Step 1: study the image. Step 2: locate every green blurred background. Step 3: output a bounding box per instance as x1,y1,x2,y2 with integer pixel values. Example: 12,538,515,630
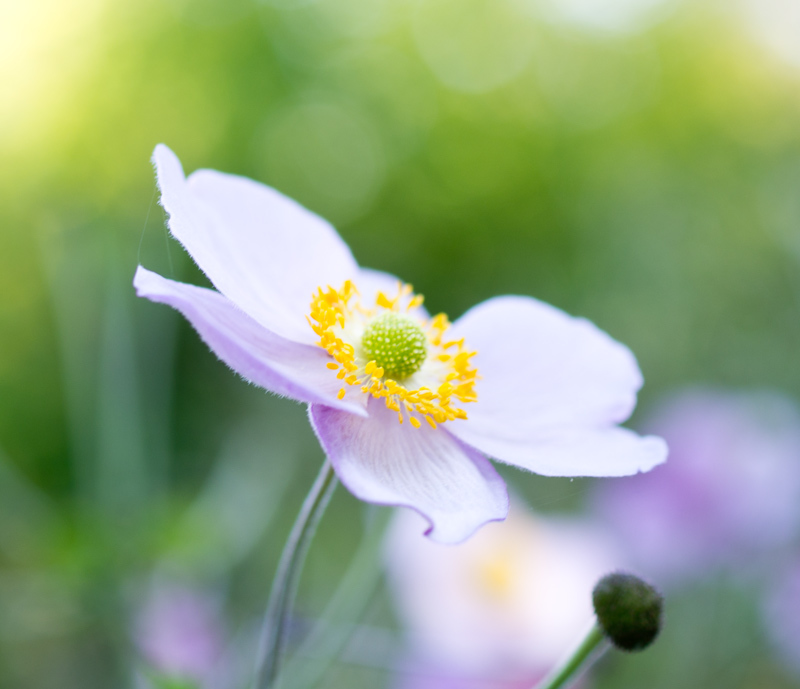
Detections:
1,0,800,687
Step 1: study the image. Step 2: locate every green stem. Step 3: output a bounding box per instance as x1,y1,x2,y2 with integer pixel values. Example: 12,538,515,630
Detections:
282,505,392,689
254,460,338,689
532,622,608,689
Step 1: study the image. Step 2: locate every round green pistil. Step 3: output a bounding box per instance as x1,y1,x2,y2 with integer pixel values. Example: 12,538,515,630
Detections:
361,312,427,380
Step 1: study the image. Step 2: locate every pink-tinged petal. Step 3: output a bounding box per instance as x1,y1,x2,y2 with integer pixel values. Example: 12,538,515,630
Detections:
309,400,508,544
152,144,359,344
446,296,661,476
455,426,666,477
134,266,367,417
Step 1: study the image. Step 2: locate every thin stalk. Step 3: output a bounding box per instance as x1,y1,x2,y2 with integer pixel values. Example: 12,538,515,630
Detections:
532,622,608,689
254,460,338,689
282,506,392,689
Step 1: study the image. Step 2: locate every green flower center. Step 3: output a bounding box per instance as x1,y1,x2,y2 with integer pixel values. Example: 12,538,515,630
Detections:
361,312,428,380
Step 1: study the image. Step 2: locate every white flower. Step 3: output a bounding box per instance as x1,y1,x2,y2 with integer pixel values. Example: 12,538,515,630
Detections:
384,505,624,685
135,144,666,544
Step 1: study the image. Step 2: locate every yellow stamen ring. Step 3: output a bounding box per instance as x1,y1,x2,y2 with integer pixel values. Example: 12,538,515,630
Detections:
308,281,478,428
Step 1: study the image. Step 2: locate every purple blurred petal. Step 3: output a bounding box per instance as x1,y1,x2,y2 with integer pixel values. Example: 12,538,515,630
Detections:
447,296,664,477
309,400,508,544
134,266,367,416
393,663,539,689
153,144,359,344
594,389,800,582
135,585,223,681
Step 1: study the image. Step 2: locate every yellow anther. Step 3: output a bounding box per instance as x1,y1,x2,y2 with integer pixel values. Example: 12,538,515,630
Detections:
444,338,464,350
309,280,478,428
376,292,394,309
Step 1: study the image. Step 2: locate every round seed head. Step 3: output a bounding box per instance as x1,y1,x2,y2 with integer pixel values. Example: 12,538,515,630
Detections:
592,572,664,652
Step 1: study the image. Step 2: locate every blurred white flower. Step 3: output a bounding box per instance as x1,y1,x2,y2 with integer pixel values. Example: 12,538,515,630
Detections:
384,504,623,686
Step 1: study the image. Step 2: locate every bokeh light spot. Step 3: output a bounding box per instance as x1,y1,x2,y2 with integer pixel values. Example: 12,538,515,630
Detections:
413,0,535,93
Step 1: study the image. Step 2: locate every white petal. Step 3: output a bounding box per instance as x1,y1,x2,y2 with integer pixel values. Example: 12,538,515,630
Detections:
134,266,367,416
152,144,359,344
456,425,667,477
309,400,508,544
447,295,661,476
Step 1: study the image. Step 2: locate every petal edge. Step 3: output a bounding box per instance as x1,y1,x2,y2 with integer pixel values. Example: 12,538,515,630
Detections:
134,265,367,417
309,400,509,544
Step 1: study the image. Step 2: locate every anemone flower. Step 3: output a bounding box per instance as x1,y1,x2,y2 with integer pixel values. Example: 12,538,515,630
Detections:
134,144,666,544
384,505,623,688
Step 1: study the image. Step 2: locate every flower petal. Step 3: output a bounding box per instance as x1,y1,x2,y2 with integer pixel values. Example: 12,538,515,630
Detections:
447,295,662,476
134,266,367,416
153,144,359,344
309,400,508,544
460,426,666,477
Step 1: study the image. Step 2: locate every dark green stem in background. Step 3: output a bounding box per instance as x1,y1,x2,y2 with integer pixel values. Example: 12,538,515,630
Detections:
531,622,608,689
254,460,338,689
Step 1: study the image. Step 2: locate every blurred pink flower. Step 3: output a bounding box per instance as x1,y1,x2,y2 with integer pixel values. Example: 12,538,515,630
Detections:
384,505,623,687
593,389,800,583
135,144,665,544
134,584,224,682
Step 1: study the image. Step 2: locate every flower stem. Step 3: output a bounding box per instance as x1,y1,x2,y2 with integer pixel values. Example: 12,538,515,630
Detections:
281,505,392,689
531,622,608,689
254,459,338,689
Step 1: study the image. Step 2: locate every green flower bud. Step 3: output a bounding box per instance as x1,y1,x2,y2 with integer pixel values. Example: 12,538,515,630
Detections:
592,572,663,652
